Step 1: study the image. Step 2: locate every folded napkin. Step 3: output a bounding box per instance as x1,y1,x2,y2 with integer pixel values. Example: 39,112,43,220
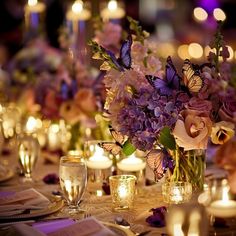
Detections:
0,188,50,217
5,223,46,236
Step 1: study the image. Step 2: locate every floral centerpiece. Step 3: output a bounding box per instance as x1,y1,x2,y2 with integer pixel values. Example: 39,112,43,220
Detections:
90,19,236,191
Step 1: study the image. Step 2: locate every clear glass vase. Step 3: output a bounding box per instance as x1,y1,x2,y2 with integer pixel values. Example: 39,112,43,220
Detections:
167,148,206,192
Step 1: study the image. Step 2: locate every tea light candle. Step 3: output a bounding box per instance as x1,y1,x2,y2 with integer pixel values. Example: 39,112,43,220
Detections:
101,0,125,21
117,154,146,172
66,0,91,62
171,187,184,203
109,175,136,210
47,124,60,151
24,0,45,30
86,145,112,169
208,184,236,218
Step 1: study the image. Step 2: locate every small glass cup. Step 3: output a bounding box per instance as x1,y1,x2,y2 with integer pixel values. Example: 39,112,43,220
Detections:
109,175,136,211
18,133,40,182
162,181,192,204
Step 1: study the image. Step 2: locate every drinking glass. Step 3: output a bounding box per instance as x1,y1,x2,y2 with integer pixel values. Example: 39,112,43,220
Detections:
59,156,87,214
18,133,40,182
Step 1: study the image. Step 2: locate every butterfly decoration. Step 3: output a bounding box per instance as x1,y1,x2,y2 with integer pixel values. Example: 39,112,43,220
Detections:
146,149,174,181
182,59,204,93
60,79,77,100
145,56,180,96
106,35,132,71
98,126,126,156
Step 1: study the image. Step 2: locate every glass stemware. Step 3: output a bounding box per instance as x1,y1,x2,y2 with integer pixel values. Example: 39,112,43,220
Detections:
59,156,87,214
18,133,40,182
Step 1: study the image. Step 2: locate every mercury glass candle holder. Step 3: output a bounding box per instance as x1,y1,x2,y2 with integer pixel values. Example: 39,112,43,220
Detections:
162,181,192,204
109,175,136,211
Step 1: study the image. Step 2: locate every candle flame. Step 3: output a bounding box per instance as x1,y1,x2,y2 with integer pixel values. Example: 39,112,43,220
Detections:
108,0,118,11
72,0,83,14
118,185,127,198
28,0,37,7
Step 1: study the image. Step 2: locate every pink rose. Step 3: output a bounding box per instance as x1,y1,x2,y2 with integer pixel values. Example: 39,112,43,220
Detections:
185,97,212,116
215,137,236,193
59,100,86,125
74,88,97,113
173,110,212,150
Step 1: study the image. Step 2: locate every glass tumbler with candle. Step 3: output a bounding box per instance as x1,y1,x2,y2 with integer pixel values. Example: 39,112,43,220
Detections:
59,155,87,214
84,141,113,195
162,181,192,204
18,133,40,182
206,178,236,218
109,175,136,211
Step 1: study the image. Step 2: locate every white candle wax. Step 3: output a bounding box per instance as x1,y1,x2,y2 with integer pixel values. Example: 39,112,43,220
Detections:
86,146,112,170
101,0,125,21
66,0,91,22
47,124,60,151
117,154,146,172
209,200,236,218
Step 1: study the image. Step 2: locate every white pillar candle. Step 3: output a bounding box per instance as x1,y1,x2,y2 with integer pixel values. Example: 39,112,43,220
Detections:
208,184,236,218
24,0,45,30
47,124,60,151
101,0,125,22
117,154,146,172
66,0,91,63
86,145,112,169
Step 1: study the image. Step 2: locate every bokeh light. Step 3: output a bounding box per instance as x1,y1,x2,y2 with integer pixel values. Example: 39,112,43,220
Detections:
213,8,226,21
193,7,208,22
178,44,190,60
188,43,203,59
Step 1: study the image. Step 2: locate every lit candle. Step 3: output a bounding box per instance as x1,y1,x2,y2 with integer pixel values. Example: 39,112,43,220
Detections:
209,184,236,218
66,0,91,63
47,124,60,151
117,154,146,172
24,0,45,30
101,0,125,22
171,187,184,203
86,145,112,169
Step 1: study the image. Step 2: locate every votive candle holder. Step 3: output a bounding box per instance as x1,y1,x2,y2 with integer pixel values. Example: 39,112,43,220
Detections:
109,175,136,211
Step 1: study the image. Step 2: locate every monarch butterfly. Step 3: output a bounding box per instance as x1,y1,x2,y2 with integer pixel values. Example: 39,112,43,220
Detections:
182,59,203,93
146,56,180,96
146,149,174,181
106,35,132,71
98,127,125,156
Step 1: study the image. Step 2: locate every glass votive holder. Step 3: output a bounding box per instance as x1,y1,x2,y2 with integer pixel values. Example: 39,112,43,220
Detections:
205,178,236,218
162,181,192,204
109,175,136,211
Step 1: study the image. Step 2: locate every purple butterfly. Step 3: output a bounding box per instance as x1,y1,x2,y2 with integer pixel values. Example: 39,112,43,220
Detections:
106,35,132,71
60,79,77,100
146,56,180,96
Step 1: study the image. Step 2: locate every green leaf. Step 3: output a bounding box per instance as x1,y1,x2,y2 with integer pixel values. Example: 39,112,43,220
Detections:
122,140,136,156
159,127,176,150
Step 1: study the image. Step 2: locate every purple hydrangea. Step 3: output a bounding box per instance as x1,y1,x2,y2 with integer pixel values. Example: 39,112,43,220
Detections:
116,89,183,151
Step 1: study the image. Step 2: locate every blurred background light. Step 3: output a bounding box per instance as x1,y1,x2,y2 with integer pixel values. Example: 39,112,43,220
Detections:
178,44,190,60
188,43,203,59
193,7,208,22
213,8,226,21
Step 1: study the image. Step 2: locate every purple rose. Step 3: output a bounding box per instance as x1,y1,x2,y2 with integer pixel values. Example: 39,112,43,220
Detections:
219,100,236,123
185,97,212,117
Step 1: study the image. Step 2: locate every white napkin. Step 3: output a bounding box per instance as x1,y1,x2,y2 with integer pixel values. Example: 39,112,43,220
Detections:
0,188,50,217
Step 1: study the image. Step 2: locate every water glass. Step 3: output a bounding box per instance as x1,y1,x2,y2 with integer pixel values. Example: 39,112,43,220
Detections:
109,175,136,211
59,156,87,214
18,133,40,182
